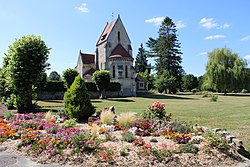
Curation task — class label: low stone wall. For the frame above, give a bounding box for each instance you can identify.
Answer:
[197,126,250,160]
[38,91,121,100]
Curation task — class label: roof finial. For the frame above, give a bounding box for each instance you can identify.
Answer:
[112,12,114,21]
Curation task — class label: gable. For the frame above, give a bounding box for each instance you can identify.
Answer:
[96,15,131,46]
[110,44,131,58]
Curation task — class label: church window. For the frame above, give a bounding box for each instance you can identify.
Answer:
[118,71,123,78]
[125,65,128,78]
[118,31,120,42]
[139,82,144,89]
[101,34,107,41]
[117,65,123,70]
[113,65,115,78]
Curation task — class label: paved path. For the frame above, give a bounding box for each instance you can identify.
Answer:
[0,152,74,167]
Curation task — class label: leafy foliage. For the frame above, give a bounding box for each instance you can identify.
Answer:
[92,70,110,98]
[182,74,198,91]
[138,69,155,90]
[64,75,95,121]
[155,71,177,93]
[0,35,50,112]
[202,48,247,94]
[48,71,61,81]
[62,68,79,89]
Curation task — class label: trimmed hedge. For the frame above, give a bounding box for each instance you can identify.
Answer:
[41,81,121,92]
[85,82,98,91]
[42,81,66,92]
[107,82,121,91]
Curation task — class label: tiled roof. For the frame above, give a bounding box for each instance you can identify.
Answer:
[83,67,96,75]
[96,19,117,46]
[80,52,95,64]
[110,44,131,58]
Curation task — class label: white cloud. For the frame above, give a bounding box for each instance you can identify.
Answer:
[145,17,165,26]
[221,23,230,29]
[204,35,226,40]
[240,35,250,41]
[76,3,89,13]
[199,52,208,56]
[199,18,218,29]
[176,20,186,29]
[243,55,250,60]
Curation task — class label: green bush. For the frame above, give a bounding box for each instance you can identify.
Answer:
[121,131,136,143]
[241,89,248,93]
[4,112,14,119]
[179,143,199,154]
[64,76,95,121]
[204,130,229,149]
[210,95,218,102]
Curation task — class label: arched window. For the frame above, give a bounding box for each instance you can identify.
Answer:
[125,65,128,78]
[118,31,120,42]
[113,65,115,78]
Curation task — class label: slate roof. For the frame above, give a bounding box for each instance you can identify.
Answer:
[110,44,131,58]
[79,51,95,64]
[96,19,117,46]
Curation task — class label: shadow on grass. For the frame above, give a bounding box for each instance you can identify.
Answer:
[91,100,102,103]
[107,99,135,102]
[137,92,196,100]
[222,93,250,97]
[41,100,63,103]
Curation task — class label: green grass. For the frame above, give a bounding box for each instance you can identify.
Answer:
[36,93,250,151]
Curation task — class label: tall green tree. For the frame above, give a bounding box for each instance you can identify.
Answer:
[1,35,50,112]
[92,70,110,99]
[147,17,184,92]
[203,47,247,94]
[62,68,79,89]
[48,71,61,81]
[135,43,149,73]
[182,74,198,91]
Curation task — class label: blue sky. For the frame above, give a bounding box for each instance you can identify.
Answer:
[0,0,250,77]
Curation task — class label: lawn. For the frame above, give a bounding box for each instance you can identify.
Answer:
[36,93,250,151]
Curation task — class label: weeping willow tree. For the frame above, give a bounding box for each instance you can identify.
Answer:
[202,47,247,94]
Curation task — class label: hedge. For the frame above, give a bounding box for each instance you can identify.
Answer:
[42,81,66,92]
[42,81,121,92]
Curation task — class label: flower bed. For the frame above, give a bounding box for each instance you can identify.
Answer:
[0,101,245,166]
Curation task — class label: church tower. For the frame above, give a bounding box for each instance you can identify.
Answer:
[95,15,136,96]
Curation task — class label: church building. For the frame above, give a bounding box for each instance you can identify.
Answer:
[77,15,147,96]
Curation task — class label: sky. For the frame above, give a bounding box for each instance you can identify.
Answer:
[0,0,250,77]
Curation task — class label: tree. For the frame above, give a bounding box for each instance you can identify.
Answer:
[1,35,50,112]
[48,71,61,81]
[135,43,149,73]
[138,69,155,90]
[155,71,177,93]
[182,74,198,91]
[203,47,247,94]
[92,70,110,99]
[147,17,184,92]
[64,75,95,121]
[62,68,79,89]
